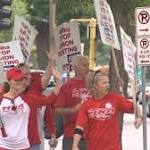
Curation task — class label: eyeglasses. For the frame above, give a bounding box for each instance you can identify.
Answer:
[17,63,26,68]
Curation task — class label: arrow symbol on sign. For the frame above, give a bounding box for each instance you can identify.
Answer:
[139,28,149,32]
[141,60,150,63]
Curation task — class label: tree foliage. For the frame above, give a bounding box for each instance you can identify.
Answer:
[24,0,150,65]
[0,0,28,42]
[1,0,150,65]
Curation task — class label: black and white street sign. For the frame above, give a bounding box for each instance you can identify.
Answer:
[137,36,150,65]
[136,7,150,36]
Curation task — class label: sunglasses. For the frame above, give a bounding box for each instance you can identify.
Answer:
[17,63,26,68]
[91,70,102,84]
[11,100,17,111]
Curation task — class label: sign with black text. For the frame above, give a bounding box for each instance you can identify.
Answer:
[94,0,120,50]
[12,16,38,61]
[54,21,81,73]
[135,7,150,36]
[137,36,150,65]
[120,27,136,80]
[0,41,24,70]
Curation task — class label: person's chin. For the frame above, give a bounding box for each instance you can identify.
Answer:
[105,89,109,94]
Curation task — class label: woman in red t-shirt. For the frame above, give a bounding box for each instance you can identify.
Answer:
[72,68,142,150]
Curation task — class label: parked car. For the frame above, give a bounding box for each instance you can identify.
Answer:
[127,83,133,98]
[137,83,150,104]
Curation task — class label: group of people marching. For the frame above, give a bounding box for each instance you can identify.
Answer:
[0,55,142,150]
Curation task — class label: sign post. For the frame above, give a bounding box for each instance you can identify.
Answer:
[135,7,150,150]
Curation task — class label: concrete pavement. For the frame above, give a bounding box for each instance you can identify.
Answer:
[44,113,150,150]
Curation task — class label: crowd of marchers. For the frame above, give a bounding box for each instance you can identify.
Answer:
[0,54,142,150]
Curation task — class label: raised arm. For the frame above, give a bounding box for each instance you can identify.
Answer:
[41,61,53,89]
[41,51,56,89]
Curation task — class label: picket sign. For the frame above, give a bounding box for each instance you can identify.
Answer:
[94,0,120,50]
[12,16,38,61]
[54,21,82,74]
[94,0,123,91]
[120,27,137,116]
[0,40,24,71]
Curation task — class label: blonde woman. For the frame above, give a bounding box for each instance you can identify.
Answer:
[72,69,142,150]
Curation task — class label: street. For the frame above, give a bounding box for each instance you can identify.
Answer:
[44,114,150,150]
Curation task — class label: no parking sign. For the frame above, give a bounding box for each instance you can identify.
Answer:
[136,7,150,36]
[136,7,150,65]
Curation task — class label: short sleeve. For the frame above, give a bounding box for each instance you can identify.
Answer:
[114,93,133,113]
[76,102,88,129]
[54,83,67,108]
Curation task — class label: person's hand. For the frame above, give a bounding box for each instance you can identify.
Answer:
[51,65,61,83]
[51,66,62,95]
[49,137,58,148]
[134,116,143,129]
[71,103,82,113]
[52,83,62,96]
[47,51,57,63]
[72,145,80,150]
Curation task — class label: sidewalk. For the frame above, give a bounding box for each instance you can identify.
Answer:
[45,113,150,150]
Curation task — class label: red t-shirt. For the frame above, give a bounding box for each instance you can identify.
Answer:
[54,78,91,138]
[76,92,133,150]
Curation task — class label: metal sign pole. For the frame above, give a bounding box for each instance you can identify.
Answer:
[141,66,147,150]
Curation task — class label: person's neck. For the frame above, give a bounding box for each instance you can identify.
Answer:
[94,92,105,100]
[74,74,85,80]
[4,89,20,99]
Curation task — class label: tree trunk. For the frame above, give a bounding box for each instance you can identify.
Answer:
[36,0,57,69]
[49,0,57,57]
[36,23,49,69]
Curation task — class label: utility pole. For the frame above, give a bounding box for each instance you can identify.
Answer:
[89,18,96,70]
[49,0,56,57]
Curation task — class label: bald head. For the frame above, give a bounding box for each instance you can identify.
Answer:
[72,55,88,67]
[71,55,89,79]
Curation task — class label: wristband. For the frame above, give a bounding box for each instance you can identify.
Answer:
[74,128,83,135]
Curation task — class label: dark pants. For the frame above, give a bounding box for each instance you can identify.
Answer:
[63,137,86,150]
